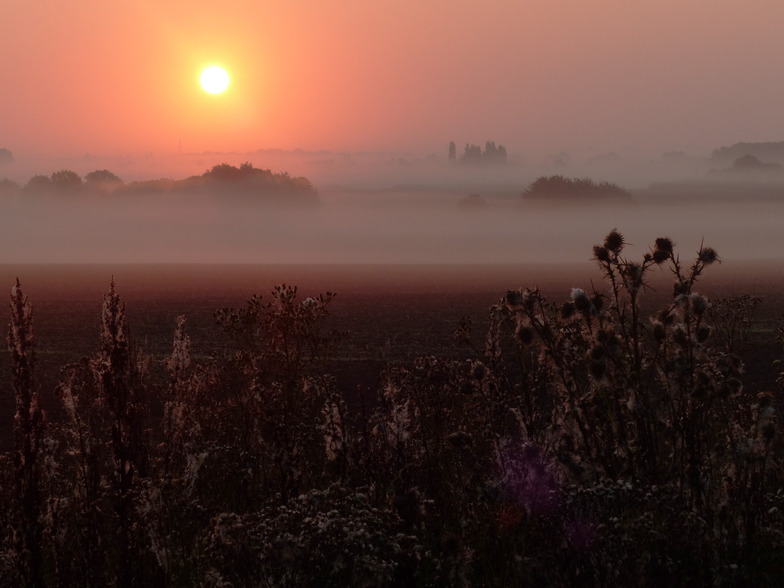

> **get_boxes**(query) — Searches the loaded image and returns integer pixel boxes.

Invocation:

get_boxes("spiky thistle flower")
[653,237,674,264]
[603,229,625,253]
[698,246,719,265]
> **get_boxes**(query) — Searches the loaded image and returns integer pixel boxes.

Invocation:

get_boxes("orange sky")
[3,0,784,161]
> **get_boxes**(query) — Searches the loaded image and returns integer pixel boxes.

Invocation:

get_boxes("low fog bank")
[1,142,774,192]
[2,143,784,265]
[1,184,783,265]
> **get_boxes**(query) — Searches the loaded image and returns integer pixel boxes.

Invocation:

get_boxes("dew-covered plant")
[211,284,342,504]
[52,280,155,587]
[5,280,46,586]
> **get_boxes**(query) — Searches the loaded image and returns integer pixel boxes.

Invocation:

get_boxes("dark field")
[2,260,783,447]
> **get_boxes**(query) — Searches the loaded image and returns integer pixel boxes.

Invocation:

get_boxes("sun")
[200,66,230,94]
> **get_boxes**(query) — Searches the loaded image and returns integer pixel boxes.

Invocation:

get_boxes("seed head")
[654,237,673,254]
[689,293,709,316]
[698,247,719,265]
[651,320,666,342]
[653,248,670,264]
[603,229,625,253]
[571,288,591,313]
[593,245,611,262]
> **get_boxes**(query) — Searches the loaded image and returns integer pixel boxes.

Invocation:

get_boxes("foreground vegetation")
[2,232,783,586]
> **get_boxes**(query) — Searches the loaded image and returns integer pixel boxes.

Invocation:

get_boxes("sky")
[3,0,784,164]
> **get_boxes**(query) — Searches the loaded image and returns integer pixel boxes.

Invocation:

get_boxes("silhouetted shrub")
[84,169,124,193]
[522,175,632,201]
[50,169,83,193]
[21,175,53,196]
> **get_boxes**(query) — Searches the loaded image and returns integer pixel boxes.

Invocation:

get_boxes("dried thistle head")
[603,229,625,253]
[593,245,611,263]
[698,246,719,265]
[689,293,709,316]
[571,288,591,313]
[654,237,673,254]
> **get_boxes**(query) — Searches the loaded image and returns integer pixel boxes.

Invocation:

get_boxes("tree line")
[0,163,317,202]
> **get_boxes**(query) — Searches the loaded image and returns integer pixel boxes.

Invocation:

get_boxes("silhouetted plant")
[53,281,155,587]
[7,280,46,587]
[211,285,341,504]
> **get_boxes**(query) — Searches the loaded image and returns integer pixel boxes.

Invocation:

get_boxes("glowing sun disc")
[200,66,230,94]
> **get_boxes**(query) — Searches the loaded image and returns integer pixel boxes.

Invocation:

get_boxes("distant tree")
[193,162,316,203]
[85,169,123,193]
[522,175,632,201]
[706,154,783,177]
[458,141,508,166]
[0,148,13,165]
[711,141,784,165]
[21,175,53,196]
[50,169,83,193]
[731,154,782,171]
[448,141,456,163]
[461,143,483,164]
[484,141,507,164]
[204,163,247,181]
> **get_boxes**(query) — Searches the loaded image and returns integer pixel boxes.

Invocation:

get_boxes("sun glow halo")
[200,66,230,94]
